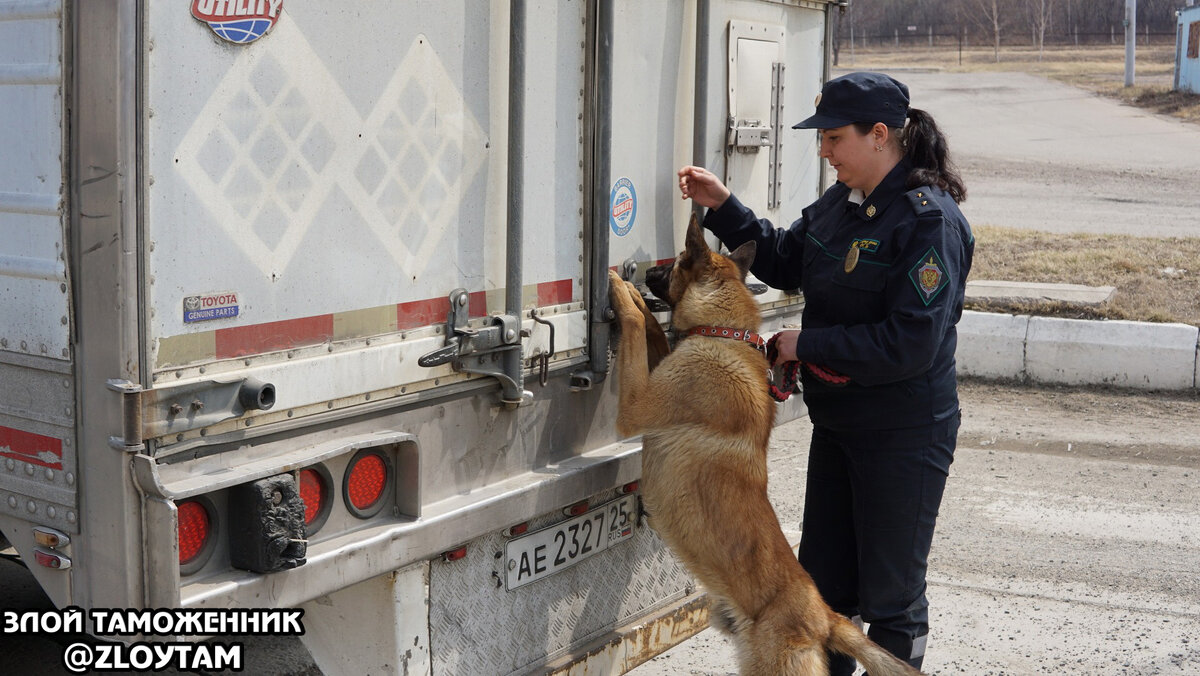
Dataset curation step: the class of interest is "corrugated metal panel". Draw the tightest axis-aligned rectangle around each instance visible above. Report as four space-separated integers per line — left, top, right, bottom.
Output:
0 0 71 362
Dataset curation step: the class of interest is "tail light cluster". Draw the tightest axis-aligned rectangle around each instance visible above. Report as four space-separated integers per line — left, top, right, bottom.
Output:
176 448 395 574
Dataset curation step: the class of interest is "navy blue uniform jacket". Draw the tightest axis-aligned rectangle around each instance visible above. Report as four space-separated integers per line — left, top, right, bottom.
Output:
704 160 974 435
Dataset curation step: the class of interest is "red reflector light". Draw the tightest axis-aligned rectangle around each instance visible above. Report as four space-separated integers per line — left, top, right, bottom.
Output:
299 469 325 526
345 452 388 515
177 500 211 565
442 546 467 562
564 500 589 516
622 481 639 494
34 549 70 570
504 522 529 537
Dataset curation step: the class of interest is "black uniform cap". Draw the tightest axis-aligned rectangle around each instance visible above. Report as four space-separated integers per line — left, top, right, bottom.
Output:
792 71 910 130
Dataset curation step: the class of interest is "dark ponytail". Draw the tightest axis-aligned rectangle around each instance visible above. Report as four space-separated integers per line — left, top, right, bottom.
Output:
900 108 966 204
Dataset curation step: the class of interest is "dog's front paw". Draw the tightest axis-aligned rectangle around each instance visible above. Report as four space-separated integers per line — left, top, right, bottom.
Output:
607 271 644 328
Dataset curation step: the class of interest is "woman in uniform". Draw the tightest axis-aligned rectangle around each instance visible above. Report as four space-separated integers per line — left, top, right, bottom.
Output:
677 71 973 674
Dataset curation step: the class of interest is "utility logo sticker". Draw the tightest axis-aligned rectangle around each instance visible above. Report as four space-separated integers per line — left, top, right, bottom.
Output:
908 247 950 306
184 292 241 323
610 177 637 237
191 0 284 45
0 426 63 471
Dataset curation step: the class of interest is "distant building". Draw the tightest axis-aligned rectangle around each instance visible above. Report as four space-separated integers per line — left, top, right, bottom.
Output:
1176 4 1200 94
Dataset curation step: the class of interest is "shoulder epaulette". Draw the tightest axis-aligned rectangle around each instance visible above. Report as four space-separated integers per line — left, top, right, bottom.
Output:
906 187 943 217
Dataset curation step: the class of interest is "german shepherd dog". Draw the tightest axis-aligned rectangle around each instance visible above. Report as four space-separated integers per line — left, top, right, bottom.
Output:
607 214 922 675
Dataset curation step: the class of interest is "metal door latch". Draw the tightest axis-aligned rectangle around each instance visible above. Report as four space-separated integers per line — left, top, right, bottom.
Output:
418 289 527 404
727 118 772 153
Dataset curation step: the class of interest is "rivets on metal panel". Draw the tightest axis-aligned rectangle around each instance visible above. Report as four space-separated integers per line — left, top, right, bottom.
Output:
47 506 56 518
65 473 74 486
26 500 37 514
44 469 54 481
25 464 35 476
7 496 16 509
67 511 76 524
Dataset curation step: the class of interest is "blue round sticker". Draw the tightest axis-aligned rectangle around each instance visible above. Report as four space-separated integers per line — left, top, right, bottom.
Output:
610 177 637 237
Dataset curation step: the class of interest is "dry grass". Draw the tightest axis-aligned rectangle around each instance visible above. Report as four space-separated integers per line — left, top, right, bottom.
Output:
967 225 1200 326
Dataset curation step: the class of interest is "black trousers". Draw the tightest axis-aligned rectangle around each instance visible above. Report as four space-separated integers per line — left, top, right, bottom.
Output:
797 417 958 674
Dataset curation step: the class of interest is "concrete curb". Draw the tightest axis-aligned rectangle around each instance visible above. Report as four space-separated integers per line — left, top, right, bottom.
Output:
957 310 1200 391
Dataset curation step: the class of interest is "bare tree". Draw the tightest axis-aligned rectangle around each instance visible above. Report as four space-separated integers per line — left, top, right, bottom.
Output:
1026 0 1055 59
966 0 1006 62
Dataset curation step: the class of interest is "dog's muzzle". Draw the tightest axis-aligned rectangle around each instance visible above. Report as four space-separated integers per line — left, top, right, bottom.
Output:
644 260 674 306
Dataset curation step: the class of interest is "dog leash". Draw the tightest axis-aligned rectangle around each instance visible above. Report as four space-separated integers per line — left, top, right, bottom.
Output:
685 327 850 402
765 334 851 402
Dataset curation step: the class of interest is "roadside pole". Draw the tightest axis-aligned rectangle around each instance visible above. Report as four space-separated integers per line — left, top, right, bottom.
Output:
1125 0 1137 86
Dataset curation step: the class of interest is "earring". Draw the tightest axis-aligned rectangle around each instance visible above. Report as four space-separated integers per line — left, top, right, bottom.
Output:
875 144 883 152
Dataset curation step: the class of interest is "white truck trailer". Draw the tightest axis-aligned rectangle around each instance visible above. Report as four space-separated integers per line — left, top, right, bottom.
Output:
0 0 836 672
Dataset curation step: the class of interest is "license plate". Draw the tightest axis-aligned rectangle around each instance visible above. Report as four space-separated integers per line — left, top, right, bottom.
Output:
504 494 638 591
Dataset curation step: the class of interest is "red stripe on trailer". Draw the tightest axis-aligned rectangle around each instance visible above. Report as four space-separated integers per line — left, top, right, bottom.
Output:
0 426 63 470
397 291 488 330
214 315 335 358
397 297 450 330
197 281 570 361
467 291 487 317
537 280 572 306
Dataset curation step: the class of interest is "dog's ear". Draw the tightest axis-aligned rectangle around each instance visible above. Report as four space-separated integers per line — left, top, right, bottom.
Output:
683 212 710 264
728 240 757 280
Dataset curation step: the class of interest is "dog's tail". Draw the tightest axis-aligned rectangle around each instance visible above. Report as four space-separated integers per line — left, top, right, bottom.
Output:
826 614 925 676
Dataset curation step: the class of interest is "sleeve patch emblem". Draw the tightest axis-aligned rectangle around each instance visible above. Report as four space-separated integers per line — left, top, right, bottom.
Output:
908 246 950 306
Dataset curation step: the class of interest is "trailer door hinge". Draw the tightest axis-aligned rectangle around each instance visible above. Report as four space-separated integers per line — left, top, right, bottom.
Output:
106 379 146 453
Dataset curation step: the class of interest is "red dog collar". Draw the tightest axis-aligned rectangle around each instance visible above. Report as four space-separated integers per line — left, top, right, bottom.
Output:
685 326 768 354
